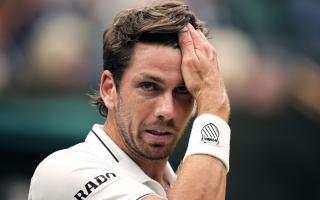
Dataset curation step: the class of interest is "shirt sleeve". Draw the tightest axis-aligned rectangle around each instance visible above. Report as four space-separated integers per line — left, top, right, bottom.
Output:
28 151 157 200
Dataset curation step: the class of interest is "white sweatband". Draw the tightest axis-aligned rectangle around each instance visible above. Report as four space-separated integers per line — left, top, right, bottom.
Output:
184 114 231 172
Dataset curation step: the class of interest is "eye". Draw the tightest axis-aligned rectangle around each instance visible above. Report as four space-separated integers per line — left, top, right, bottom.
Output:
175 85 190 94
139 82 157 91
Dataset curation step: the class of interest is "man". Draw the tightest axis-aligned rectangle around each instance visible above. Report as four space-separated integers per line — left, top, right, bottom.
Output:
28 1 231 199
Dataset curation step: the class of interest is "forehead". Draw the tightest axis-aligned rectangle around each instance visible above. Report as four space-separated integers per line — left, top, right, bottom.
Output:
123 43 183 84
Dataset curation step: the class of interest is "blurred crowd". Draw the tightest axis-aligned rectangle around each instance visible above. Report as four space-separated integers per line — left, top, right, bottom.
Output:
1 0 319 117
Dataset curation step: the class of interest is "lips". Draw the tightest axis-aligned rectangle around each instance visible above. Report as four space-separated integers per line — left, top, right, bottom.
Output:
144 129 173 142
146 130 171 136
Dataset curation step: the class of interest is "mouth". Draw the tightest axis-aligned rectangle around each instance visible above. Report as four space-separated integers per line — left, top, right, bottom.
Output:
147 130 171 135
144 129 173 142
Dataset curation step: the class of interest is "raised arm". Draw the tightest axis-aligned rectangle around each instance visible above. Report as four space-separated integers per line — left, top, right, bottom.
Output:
145 23 230 200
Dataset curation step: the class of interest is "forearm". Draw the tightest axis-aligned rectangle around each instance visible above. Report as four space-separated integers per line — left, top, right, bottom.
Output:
158 22 231 200
167 110 230 199
168 155 227 200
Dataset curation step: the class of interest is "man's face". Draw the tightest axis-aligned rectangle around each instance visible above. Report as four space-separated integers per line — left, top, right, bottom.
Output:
114 43 194 160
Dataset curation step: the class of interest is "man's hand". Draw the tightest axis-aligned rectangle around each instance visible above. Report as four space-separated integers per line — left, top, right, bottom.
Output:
179 24 230 121
146 24 230 200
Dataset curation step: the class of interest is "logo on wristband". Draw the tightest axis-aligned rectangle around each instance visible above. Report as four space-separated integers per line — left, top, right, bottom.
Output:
201 123 219 145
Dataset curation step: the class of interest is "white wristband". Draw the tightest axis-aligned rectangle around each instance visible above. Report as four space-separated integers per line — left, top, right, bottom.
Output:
184 114 231 172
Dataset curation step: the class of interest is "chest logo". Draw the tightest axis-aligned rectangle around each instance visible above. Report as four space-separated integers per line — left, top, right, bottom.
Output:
201 123 219 145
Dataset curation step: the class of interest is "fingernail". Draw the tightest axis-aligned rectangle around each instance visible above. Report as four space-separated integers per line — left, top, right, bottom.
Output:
181 26 188 32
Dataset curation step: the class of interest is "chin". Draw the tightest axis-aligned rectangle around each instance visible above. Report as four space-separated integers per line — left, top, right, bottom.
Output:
139 145 173 160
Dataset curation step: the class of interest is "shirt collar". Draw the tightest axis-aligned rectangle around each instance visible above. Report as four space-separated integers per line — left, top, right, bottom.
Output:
85 124 176 194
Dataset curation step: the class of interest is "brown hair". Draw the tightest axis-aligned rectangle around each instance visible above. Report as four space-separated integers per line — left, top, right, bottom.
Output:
91 1 208 117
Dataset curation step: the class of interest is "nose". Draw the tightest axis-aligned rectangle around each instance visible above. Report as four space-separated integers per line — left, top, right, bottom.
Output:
154 93 175 121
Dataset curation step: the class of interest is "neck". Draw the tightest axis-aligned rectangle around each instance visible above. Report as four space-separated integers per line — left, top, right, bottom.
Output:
103 114 168 183
131 153 168 182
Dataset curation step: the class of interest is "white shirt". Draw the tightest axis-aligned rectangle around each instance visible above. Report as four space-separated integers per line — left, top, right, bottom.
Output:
28 124 176 200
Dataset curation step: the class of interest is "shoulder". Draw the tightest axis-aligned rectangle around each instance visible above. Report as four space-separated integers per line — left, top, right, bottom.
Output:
34 143 107 176
28 143 157 200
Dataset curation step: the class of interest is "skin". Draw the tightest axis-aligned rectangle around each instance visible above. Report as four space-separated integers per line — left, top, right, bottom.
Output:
100 23 229 199
100 42 195 187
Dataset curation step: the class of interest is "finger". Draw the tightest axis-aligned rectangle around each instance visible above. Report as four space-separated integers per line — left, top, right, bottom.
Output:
187 24 203 49
198 29 206 40
210 46 218 62
178 26 196 58
211 46 220 71
188 24 211 57
198 30 217 61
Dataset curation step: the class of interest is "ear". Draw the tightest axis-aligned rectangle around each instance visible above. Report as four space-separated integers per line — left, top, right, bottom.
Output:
100 70 117 110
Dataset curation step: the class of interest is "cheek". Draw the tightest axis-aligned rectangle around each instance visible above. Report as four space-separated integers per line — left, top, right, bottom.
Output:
121 95 152 125
176 99 195 121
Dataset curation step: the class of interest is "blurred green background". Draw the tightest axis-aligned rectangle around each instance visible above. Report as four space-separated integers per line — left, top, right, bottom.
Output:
0 0 319 199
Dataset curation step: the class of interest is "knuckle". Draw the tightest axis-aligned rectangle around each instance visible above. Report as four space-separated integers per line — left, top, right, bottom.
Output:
211 47 217 56
183 56 196 66
179 39 193 47
204 45 211 54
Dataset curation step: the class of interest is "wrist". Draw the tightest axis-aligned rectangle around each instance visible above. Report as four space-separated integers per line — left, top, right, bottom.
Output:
184 114 231 171
196 95 230 122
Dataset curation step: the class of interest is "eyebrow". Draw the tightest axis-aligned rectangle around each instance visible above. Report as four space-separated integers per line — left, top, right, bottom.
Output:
132 72 186 87
132 73 165 85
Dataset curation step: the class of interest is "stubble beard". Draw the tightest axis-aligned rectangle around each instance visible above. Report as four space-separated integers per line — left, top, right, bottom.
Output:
115 97 179 161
